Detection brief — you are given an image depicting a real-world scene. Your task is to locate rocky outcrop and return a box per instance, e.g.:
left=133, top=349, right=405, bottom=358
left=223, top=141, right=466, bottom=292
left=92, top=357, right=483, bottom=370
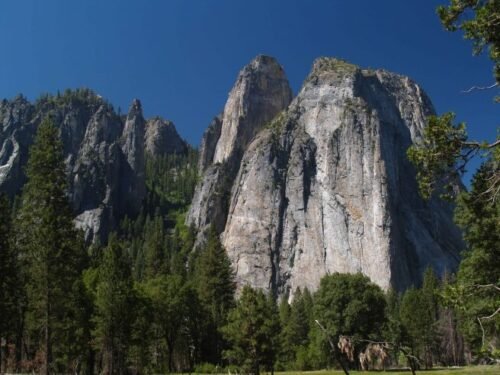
left=198, top=115, right=222, bottom=172
left=187, top=55, right=293, bottom=237
left=191, top=57, right=463, bottom=297
left=212, top=55, right=293, bottom=164
left=145, top=117, right=188, bottom=157
left=0, top=90, right=187, bottom=243
left=71, top=102, right=124, bottom=241
left=0, top=95, right=35, bottom=196
left=119, top=99, right=146, bottom=216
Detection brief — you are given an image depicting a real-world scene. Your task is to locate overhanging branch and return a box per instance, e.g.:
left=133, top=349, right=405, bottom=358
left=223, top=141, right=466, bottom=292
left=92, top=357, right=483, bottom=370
left=461, top=82, right=498, bottom=93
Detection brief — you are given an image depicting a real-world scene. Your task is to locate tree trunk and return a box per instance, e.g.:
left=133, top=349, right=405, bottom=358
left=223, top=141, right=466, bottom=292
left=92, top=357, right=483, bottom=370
left=0, top=335, right=4, bottom=375
left=335, top=349, right=350, bottom=375
left=166, top=337, right=174, bottom=373
left=45, top=295, right=51, bottom=375
left=86, top=347, right=95, bottom=375
left=15, top=310, right=24, bottom=372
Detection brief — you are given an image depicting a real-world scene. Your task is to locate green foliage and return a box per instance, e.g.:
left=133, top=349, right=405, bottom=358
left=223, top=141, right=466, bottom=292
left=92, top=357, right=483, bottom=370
left=194, top=225, right=236, bottom=364
left=140, top=274, right=189, bottom=372
left=194, top=362, right=218, bottom=374
left=0, top=194, right=19, bottom=359
left=313, top=273, right=387, bottom=340
left=141, top=213, right=168, bottom=279
left=310, top=273, right=387, bottom=368
left=399, top=268, right=440, bottom=369
left=267, top=111, right=287, bottom=145
left=15, top=117, right=88, bottom=373
left=405, top=1, right=500, bottom=361
left=409, top=1, right=499, bottom=201
left=279, top=288, right=314, bottom=370
left=222, top=286, right=281, bottom=375
left=437, top=0, right=500, bottom=84
left=144, top=148, right=199, bottom=212
left=407, top=113, right=468, bottom=199
left=312, top=57, right=358, bottom=76
left=35, top=88, right=111, bottom=112
left=92, top=234, right=136, bottom=375
left=447, top=159, right=500, bottom=355
left=383, top=289, right=405, bottom=363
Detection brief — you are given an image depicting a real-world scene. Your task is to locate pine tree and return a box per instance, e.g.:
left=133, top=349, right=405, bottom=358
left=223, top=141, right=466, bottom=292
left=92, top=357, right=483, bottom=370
left=195, top=225, right=235, bottom=364
left=277, top=297, right=292, bottom=369
left=16, top=117, right=88, bottom=374
left=400, top=286, right=435, bottom=369
left=222, top=286, right=280, bottom=375
left=142, top=213, right=167, bottom=279
left=438, top=273, right=465, bottom=366
left=0, top=194, right=19, bottom=373
left=92, top=234, right=136, bottom=375
left=141, top=274, right=188, bottom=372
left=451, top=159, right=500, bottom=355
left=279, top=288, right=313, bottom=370
left=423, top=268, right=441, bottom=367
left=383, top=288, right=404, bottom=365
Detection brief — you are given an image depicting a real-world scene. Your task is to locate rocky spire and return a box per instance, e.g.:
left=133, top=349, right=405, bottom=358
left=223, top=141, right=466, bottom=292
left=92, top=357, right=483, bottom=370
left=122, top=99, right=145, bottom=173
left=187, top=55, right=293, bottom=237
left=212, top=55, right=293, bottom=164
left=118, top=99, right=146, bottom=217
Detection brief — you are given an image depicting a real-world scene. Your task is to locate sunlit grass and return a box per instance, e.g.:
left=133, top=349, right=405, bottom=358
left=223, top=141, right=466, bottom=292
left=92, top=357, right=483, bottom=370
left=272, top=366, right=499, bottom=375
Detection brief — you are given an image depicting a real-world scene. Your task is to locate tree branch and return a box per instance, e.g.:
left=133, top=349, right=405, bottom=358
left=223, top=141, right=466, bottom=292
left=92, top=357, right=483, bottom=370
left=480, top=307, right=500, bottom=321
left=463, top=139, right=500, bottom=149
left=474, top=284, right=500, bottom=292
left=461, top=82, right=498, bottom=93
left=314, top=320, right=350, bottom=375
left=476, top=307, right=500, bottom=349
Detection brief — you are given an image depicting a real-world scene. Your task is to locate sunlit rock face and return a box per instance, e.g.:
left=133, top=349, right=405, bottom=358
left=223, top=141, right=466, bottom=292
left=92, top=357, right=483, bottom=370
left=145, top=117, right=187, bottom=157
left=191, top=57, right=462, bottom=297
left=187, top=55, right=293, bottom=237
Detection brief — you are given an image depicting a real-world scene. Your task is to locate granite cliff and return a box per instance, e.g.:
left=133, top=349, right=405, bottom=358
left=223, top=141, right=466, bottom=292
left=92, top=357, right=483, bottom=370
left=0, top=89, right=187, bottom=242
left=0, top=56, right=463, bottom=295
left=188, top=55, right=293, bottom=236
left=188, top=56, right=463, bottom=297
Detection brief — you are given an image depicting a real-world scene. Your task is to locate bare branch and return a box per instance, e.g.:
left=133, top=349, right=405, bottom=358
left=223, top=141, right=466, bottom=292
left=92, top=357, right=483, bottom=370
left=461, top=82, right=498, bottom=93
left=477, top=307, right=500, bottom=349
left=477, top=316, right=486, bottom=349
left=463, top=139, right=500, bottom=149
left=314, top=320, right=350, bottom=375
left=480, top=307, right=500, bottom=321
left=474, top=284, right=500, bottom=292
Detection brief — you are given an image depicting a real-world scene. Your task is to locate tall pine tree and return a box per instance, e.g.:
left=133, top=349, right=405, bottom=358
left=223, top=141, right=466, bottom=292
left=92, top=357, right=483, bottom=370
left=16, top=117, right=88, bottom=374
left=222, top=286, right=280, bottom=375
left=195, top=225, right=235, bottom=364
left=92, top=234, right=136, bottom=375
left=0, top=194, right=19, bottom=373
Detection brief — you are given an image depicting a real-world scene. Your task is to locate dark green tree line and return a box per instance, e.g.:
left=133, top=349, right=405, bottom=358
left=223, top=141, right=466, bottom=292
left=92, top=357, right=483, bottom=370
left=408, top=0, right=499, bottom=359
left=15, top=117, right=88, bottom=374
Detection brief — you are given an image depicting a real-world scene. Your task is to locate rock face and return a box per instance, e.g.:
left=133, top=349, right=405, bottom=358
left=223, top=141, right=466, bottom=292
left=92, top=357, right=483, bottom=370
left=190, top=57, right=463, bottom=297
left=187, top=55, right=293, bottom=236
left=0, top=95, right=35, bottom=197
left=212, top=55, right=293, bottom=164
left=1, top=56, right=464, bottom=295
left=198, top=115, right=222, bottom=172
left=145, top=117, right=188, bottom=157
left=0, top=89, right=187, bottom=242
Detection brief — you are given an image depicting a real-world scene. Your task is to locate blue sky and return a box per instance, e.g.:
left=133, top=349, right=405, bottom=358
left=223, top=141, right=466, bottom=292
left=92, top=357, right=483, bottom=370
left=1, top=0, right=497, bottom=180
